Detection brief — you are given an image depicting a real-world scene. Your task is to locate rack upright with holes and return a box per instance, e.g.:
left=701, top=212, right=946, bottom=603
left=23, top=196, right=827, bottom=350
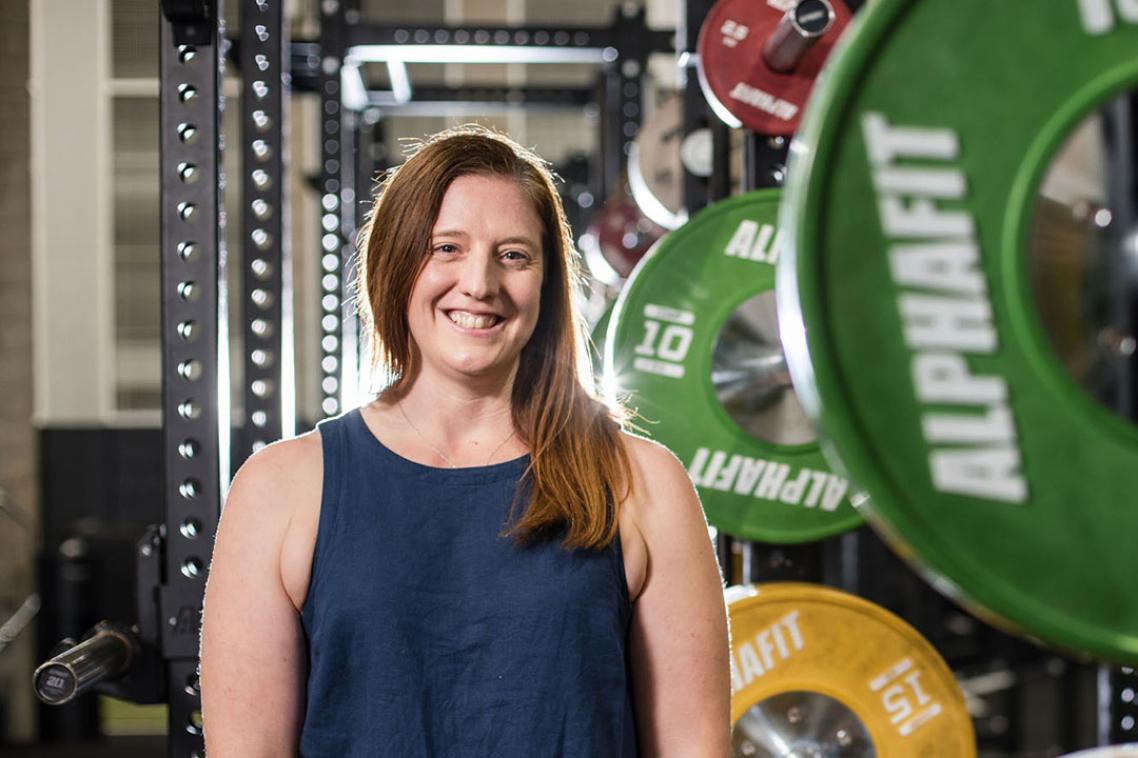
left=241, top=0, right=292, bottom=460
left=1100, top=85, right=1138, bottom=746
left=158, top=1, right=227, bottom=754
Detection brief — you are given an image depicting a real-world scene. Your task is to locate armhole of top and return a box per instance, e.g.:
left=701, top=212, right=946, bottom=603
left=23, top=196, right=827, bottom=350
left=612, top=524, right=633, bottom=612
left=302, top=416, right=344, bottom=622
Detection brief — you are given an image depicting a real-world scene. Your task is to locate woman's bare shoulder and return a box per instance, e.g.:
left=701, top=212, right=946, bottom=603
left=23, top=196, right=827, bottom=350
left=617, top=430, right=707, bottom=539
left=619, top=431, right=692, bottom=493
left=220, top=430, right=325, bottom=549
left=229, top=431, right=323, bottom=508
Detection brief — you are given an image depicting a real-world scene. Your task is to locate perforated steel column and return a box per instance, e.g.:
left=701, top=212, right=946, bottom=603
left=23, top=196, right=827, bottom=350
left=1100, top=666, right=1138, bottom=742
left=679, top=0, right=716, bottom=214
left=317, top=0, right=348, bottom=419
left=617, top=67, right=642, bottom=166
left=1100, top=92, right=1138, bottom=748
left=159, top=5, right=227, bottom=756
left=241, top=0, right=292, bottom=456
left=599, top=62, right=642, bottom=202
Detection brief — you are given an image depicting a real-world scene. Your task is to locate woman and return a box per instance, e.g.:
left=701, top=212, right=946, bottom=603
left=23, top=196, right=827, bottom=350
left=200, top=125, right=730, bottom=756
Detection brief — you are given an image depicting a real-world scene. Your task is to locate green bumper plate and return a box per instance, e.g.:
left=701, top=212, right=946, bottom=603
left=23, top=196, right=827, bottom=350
left=778, top=0, right=1138, bottom=661
left=608, top=191, right=861, bottom=543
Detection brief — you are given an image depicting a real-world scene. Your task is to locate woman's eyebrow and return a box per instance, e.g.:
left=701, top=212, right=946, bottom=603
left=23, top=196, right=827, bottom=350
left=496, top=236, right=539, bottom=248
left=431, top=231, right=538, bottom=248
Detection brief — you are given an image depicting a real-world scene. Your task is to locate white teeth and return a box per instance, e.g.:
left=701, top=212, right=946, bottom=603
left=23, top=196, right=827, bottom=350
left=448, top=311, right=499, bottom=329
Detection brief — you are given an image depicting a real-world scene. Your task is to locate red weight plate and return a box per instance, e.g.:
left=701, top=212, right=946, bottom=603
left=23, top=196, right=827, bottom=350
left=696, top=0, right=852, bottom=135
left=582, top=196, right=666, bottom=280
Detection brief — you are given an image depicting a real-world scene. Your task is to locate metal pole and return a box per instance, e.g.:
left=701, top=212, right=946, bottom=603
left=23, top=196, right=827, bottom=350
left=241, top=0, right=292, bottom=460
left=158, top=1, right=227, bottom=754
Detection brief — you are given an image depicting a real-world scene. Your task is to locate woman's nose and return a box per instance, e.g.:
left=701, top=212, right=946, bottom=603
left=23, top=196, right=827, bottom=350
left=457, top=250, right=499, bottom=300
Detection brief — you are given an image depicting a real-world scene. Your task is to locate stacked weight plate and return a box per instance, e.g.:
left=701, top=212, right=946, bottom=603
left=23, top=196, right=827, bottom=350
left=777, top=0, right=1138, bottom=663
left=696, top=0, right=852, bottom=135
left=607, top=190, right=861, bottom=543
left=727, top=584, right=974, bottom=755
left=581, top=194, right=666, bottom=283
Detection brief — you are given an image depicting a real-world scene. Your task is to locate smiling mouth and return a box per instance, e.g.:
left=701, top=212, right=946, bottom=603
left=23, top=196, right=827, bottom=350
left=447, top=310, right=503, bottom=330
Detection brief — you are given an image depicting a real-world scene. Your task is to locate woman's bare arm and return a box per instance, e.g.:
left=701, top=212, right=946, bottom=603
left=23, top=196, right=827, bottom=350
left=624, top=436, right=731, bottom=757
left=200, top=436, right=321, bottom=757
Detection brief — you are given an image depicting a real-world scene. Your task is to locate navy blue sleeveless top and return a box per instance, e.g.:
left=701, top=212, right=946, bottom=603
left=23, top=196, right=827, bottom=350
left=299, top=408, right=639, bottom=757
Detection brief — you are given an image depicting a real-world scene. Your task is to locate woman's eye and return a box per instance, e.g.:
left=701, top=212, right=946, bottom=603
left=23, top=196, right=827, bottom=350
left=434, top=244, right=458, bottom=254
left=503, top=250, right=529, bottom=262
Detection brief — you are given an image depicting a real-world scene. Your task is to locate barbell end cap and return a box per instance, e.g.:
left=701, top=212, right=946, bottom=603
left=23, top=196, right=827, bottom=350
left=33, top=662, right=78, bottom=705
left=762, top=0, right=837, bottom=74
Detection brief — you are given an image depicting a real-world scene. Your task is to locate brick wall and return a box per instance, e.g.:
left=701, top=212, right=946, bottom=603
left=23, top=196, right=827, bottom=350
left=0, top=0, right=38, bottom=743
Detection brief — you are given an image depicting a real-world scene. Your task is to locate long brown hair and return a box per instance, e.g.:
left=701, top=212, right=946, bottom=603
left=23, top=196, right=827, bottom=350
left=355, top=125, right=631, bottom=551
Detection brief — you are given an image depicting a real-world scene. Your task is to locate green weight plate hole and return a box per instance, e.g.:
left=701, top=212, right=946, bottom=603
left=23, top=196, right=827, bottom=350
left=1026, top=87, right=1138, bottom=428
left=711, top=290, right=817, bottom=448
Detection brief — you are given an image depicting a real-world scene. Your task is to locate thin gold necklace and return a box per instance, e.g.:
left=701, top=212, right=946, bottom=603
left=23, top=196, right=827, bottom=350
left=396, top=398, right=516, bottom=468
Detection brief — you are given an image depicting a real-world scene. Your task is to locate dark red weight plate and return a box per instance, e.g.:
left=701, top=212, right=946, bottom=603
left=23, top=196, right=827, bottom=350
left=696, top=0, right=852, bottom=135
left=582, top=195, right=667, bottom=281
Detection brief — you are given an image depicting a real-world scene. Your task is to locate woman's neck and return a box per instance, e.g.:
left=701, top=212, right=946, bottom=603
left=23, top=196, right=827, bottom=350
left=397, top=383, right=513, bottom=428
left=381, top=366, right=521, bottom=459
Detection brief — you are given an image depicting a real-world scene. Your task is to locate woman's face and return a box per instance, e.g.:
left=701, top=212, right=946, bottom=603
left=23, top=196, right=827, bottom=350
left=406, top=174, right=546, bottom=386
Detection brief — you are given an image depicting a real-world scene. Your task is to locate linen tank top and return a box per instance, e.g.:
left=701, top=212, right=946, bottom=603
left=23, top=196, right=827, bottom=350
left=299, top=408, right=639, bottom=757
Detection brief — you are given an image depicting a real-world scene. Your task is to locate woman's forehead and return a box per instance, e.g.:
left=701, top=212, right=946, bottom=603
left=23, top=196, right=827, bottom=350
left=433, top=175, right=545, bottom=240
